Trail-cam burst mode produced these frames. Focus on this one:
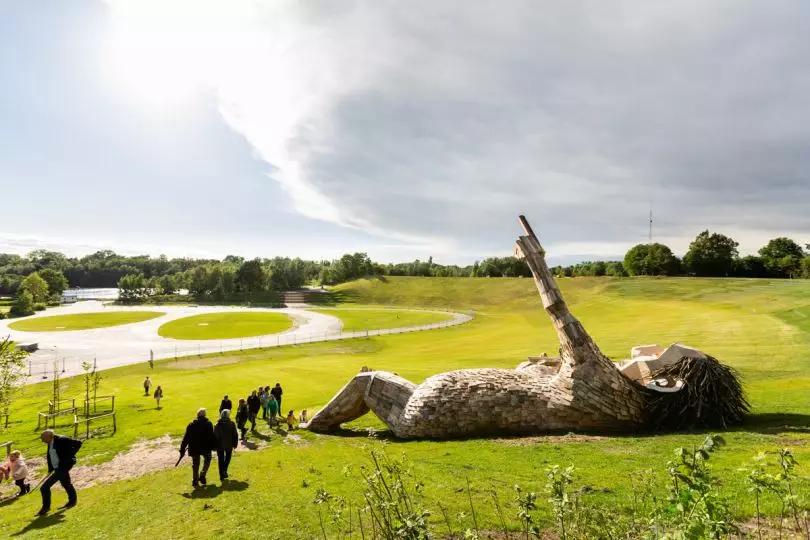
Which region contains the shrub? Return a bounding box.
[0,312,6,320]
[33,303,47,312]
[9,291,34,317]
[311,437,810,539]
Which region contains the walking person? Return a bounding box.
[0,450,30,496]
[143,376,152,396]
[219,395,232,413]
[285,410,298,431]
[153,385,163,409]
[213,409,238,481]
[9,450,30,496]
[271,382,283,412]
[235,398,249,442]
[179,408,216,488]
[267,394,280,426]
[247,390,261,431]
[260,387,269,420]
[37,430,82,516]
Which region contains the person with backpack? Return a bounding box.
[213,409,239,481]
[143,376,152,396]
[235,399,249,442]
[179,408,216,488]
[37,430,82,516]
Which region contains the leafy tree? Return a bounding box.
[236,259,266,293]
[19,272,49,303]
[759,237,805,277]
[39,268,69,297]
[623,243,681,276]
[222,255,245,266]
[27,249,69,271]
[683,231,739,276]
[118,273,149,303]
[326,253,376,284]
[0,337,28,428]
[732,256,767,278]
[188,266,210,296]
[801,257,810,279]
[157,275,176,295]
[10,291,34,316]
[605,261,627,277]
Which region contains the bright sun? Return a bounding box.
[106,2,209,106]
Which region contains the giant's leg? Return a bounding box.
[306,371,416,434]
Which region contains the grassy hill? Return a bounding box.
[1,276,810,538]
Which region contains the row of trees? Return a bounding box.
[2,229,810,307]
[622,232,810,278]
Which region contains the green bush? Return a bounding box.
[33,302,47,311]
[9,291,34,317]
[0,312,6,320]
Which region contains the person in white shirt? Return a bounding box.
[36,430,82,517]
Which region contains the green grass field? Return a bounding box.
[7,311,164,332]
[312,307,454,331]
[2,276,810,538]
[157,311,293,340]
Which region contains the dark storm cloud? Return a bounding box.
[277,0,810,257]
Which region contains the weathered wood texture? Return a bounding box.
[305,216,647,438]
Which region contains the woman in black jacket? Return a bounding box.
[213,409,239,481]
[234,399,249,442]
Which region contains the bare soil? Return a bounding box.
[493,433,610,446]
[0,427,308,498]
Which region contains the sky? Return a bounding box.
[1,0,809,265]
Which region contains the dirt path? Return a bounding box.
[0,428,306,497]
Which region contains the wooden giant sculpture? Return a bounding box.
[304,216,648,438]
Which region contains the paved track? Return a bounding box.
[0,302,472,381]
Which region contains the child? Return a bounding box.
[5,451,30,496]
[154,385,163,409]
[285,410,298,431]
[0,456,9,481]
[300,409,308,424]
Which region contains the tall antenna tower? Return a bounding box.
[648,204,653,244]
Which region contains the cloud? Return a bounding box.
[102,0,810,259]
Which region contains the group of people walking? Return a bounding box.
[180,382,307,487]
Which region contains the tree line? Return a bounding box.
[0,229,808,311]
[621,232,810,278]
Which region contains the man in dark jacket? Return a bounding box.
[271,382,283,412]
[179,408,216,488]
[246,390,261,431]
[37,430,82,516]
[213,409,239,481]
[235,399,249,442]
[219,395,232,413]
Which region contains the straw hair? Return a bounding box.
[645,354,749,431]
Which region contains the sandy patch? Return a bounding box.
[0,427,303,497]
[494,433,610,446]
